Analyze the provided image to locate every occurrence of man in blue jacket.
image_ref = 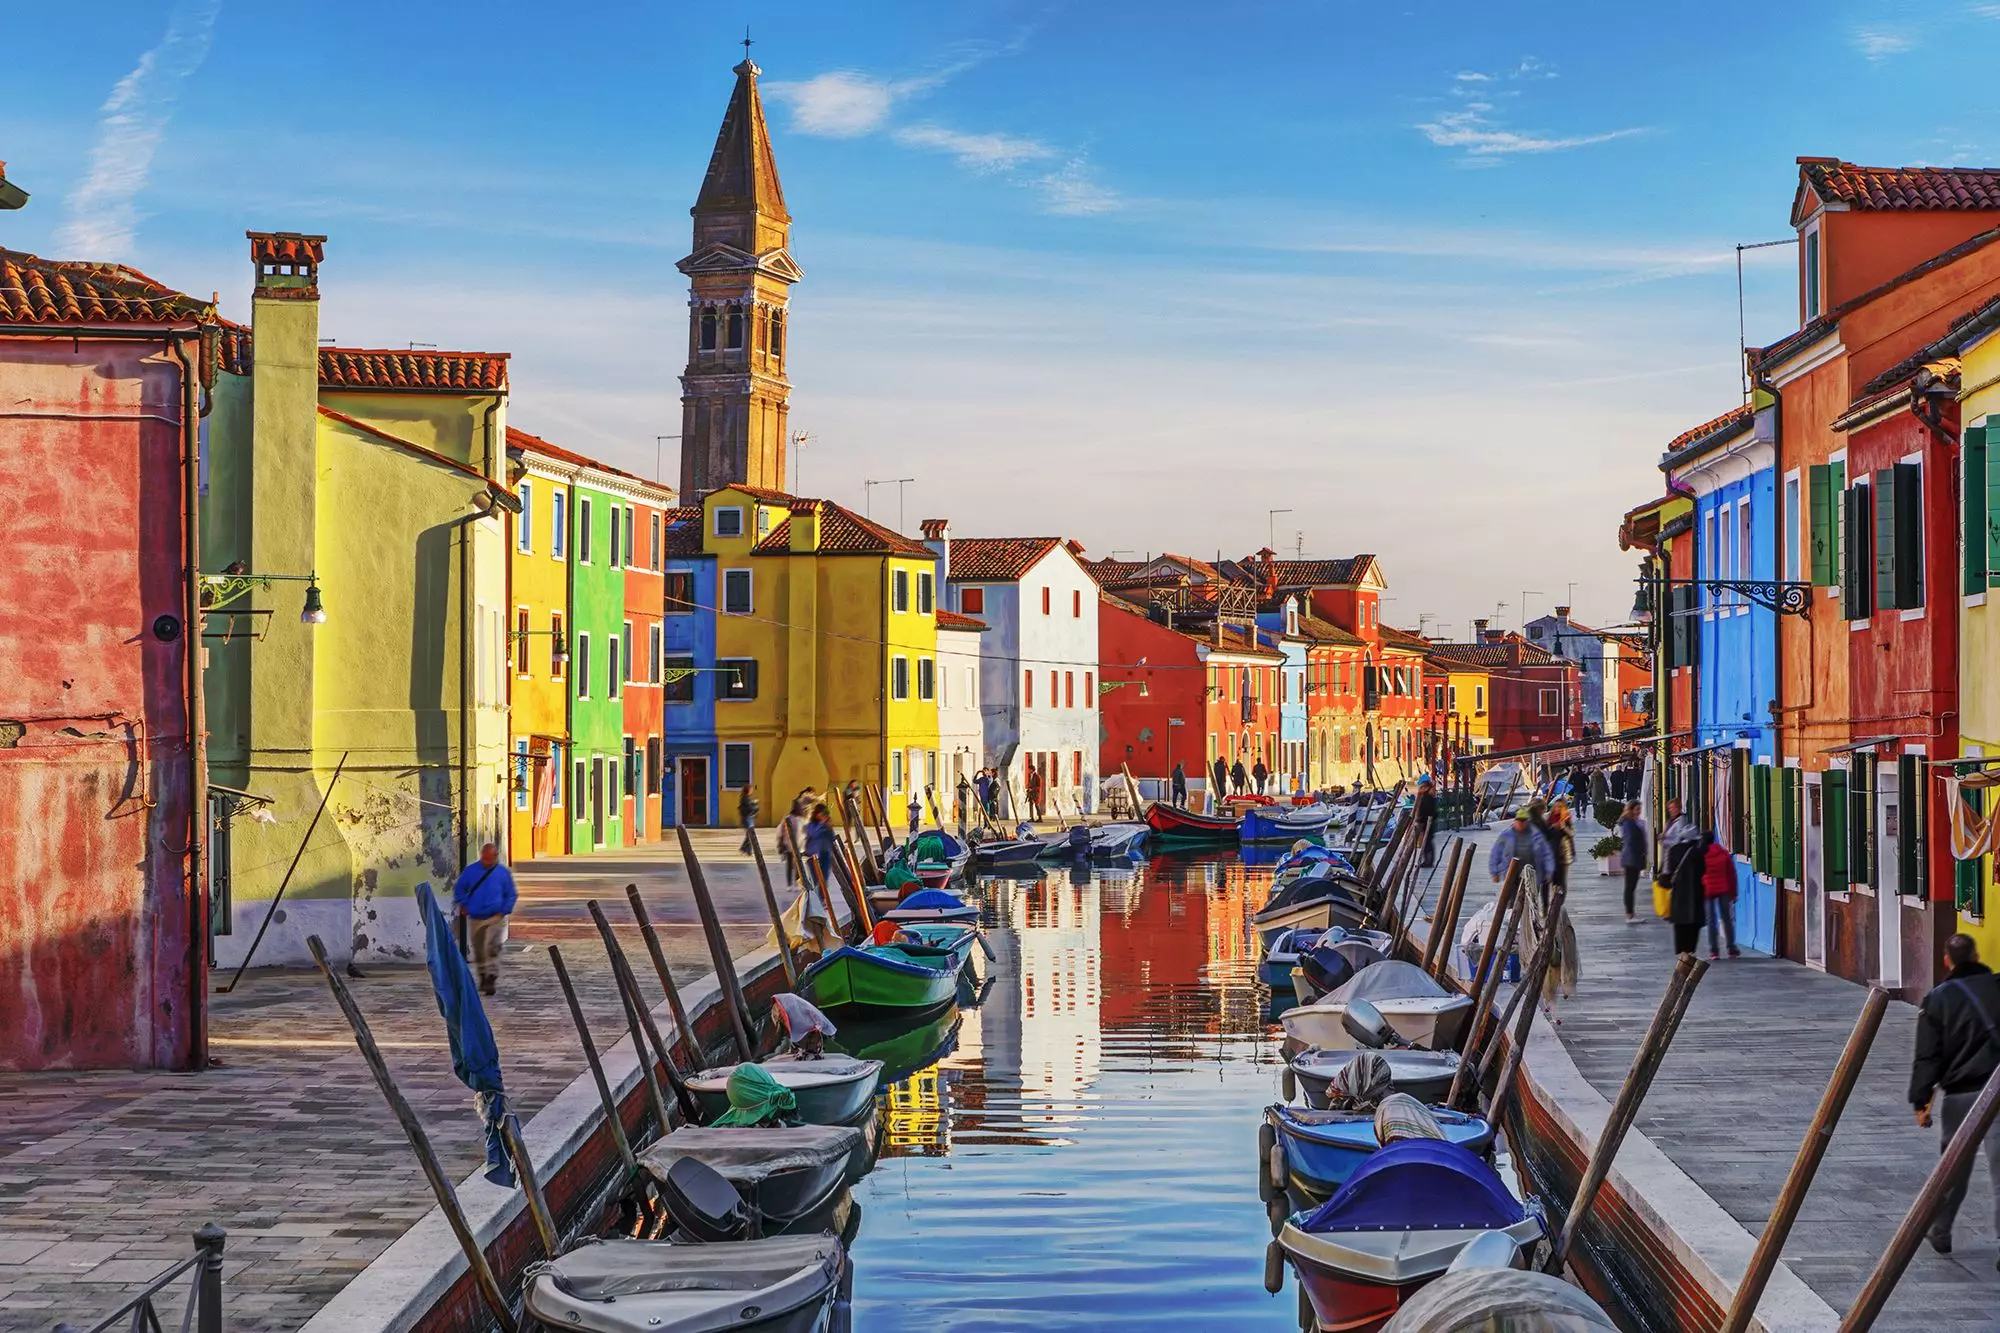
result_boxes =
[453,843,519,996]
[1487,808,1556,886]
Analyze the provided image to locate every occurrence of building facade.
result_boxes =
[936,609,987,817]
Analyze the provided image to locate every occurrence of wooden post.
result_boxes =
[1421,839,1466,975]
[1122,761,1145,818]
[547,944,640,1180]
[800,842,845,941]
[1722,986,1888,1333]
[1484,883,1570,1133]
[1542,950,1704,1274]
[674,826,756,1064]
[1446,861,1525,1108]
[586,899,698,1127]
[834,830,877,934]
[866,782,895,849]
[500,1112,560,1259]
[1838,1059,2000,1331]
[1437,845,1476,980]
[623,885,693,1061]
[304,936,518,1333]
[742,828,800,989]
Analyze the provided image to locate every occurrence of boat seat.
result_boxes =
[543,1234,839,1301]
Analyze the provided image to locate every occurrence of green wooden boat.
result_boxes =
[800,932,972,1017]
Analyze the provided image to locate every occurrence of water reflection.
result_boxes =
[847,852,1299,1331]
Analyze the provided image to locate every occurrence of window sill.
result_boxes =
[1852,884,1875,897]
[1850,621,1870,632]
[1829,890,1850,903]
[1966,594,1988,610]
[1899,608,1925,622]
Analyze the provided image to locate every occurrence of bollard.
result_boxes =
[194,1223,225,1333]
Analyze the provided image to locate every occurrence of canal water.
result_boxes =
[839,852,1302,1331]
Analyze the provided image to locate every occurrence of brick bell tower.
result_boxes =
[678,55,801,501]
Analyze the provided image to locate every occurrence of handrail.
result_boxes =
[54,1224,224,1333]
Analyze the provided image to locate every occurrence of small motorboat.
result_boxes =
[1379,1259,1618,1331]
[970,828,1056,864]
[880,887,980,923]
[1264,1103,1495,1202]
[638,1124,864,1236]
[1282,962,1474,1052]
[685,1053,884,1126]
[1039,821,1150,860]
[1272,843,1355,879]
[1260,926,1330,988]
[524,1233,844,1333]
[1291,941,1359,1006]
[1144,802,1241,845]
[1291,1047,1462,1109]
[1242,802,1337,844]
[800,931,974,1017]
[1277,1139,1544,1333]
[1254,874,1369,951]
[886,830,970,888]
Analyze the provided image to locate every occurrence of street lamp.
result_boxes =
[508,627,570,667]
[201,568,328,626]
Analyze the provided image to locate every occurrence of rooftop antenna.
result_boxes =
[788,430,813,493]
[655,434,682,486]
[1520,590,1543,629]
[1267,508,1293,552]
[1737,237,1796,401]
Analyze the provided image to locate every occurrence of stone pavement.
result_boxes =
[1451,816,2000,1333]
[0,831,795,1333]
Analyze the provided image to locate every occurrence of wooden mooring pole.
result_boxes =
[586,899,699,1127]
[1446,860,1525,1108]
[547,944,640,1181]
[499,1113,559,1260]
[305,935,517,1333]
[1484,883,1569,1135]
[743,828,800,989]
[675,826,757,1064]
[623,884,694,1062]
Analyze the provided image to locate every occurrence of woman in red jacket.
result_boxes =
[1702,832,1741,960]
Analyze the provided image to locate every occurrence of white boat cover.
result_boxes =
[638,1125,862,1186]
[687,1053,877,1093]
[1380,1267,1619,1331]
[536,1234,839,1300]
[1331,960,1449,1003]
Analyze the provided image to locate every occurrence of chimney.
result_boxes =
[920,518,950,581]
[1064,538,1085,557]
[1472,618,1489,639]
[788,499,820,553]
[1555,605,1571,619]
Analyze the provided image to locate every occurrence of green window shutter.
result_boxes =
[1850,756,1876,888]
[1809,464,1834,586]
[1874,469,1897,611]
[1894,462,1923,609]
[1826,770,1848,886]
[1986,416,2000,585]
[1781,767,1802,879]
[1686,585,1701,667]
[1966,423,1988,595]
[1752,762,1774,875]
[1831,460,1847,587]
[1841,487,1865,620]
[1898,754,1919,896]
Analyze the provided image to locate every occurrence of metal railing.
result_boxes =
[54,1225,224,1333]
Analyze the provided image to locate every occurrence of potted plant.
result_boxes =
[1590,833,1623,876]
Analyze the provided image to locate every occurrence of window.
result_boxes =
[1064,671,1074,708]
[625,506,636,567]
[1808,461,1847,587]
[918,571,934,614]
[551,613,565,678]
[515,608,530,675]
[664,655,695,703]
[757,506,772,534]
[649,625,662,684]
[551,742,564,808]
[723,742,752,791]
[1872,463,1924,611]
[1965,421,1991,595]
[890,749,904,793]
[1041,587,1051,616]
[960,587,985,614]
[621,622,633,685]
[714,506,744,538]
[1538,688,1559,717]
[1024,669,1034,708]
[723,568,753,615]
[919,658,935,700]
[624,737,640,808]
[650,512,661,571]
[666,570,695,613]
[646,737,661,796]
[1844,481,1874,620]
[1085,670,1094,699]
[576,634,591,698]
[965,666,976,707]
[1474,685,1486,712]
[609,505,621,569]
[1785,474,1801,584]
[579,497,593,563]
[514,740,530,811]
[718,658,758,700]
[769,311,784,361]
[1739,500,1753,610]
[1703,508,1719,612]
[1804,226,1821,320]
[1072,589,1082,618]
[608,634,621,699]
[517,481,533,553]
[892,656,911,700]
[552,489,567,559]
[726,304,744,349]
[700,308,718,351]
[893,569,910,613]
[1051,670,1058,709]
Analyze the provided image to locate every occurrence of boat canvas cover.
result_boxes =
[1302,944,1356,993]
[1380,1268,1618,1332]
[639,1126,862,1186]
[1255,875,1366,922]
[893,888,970,914]
[1331,960,1449,1003]
[1329,940,1388,974]
[689,1053,881,1092]
[1301,1140,1523,1234]
[542,1234,838,1300]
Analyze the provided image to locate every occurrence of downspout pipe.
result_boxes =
[170,330,207,1071]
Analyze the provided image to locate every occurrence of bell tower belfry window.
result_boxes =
[677,56,802,500]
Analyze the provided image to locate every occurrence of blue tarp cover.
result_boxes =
[1301,1139,1521,1234]
[895,888,969,913]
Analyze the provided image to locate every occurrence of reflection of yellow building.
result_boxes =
[883,1066,948,1156]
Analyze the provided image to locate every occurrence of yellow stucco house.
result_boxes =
[1946,299,2000,961]
[703,485,941,811]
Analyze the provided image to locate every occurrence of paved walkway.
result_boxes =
[0,832,793,1333]
[1450,817,1998,1333]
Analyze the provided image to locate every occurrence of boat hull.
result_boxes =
[1241,804,1336,844]
[1290,1049,1462,1108]
[1281,1214,1544,1333]
[1279,996,1473,1052]
[524,1235,842,1333]
[1144,803,1240,845]
[1267,1106,1495,1201]
[1255,892,1367,952]
[800,942,968,1017]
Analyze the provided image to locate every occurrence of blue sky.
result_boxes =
[7,1,2000,633]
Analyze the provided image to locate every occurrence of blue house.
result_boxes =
[1664,403,1779,953]
[660,509,719,827]
[1258,598,1311,793]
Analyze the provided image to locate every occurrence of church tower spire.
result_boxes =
[678,55,801,500]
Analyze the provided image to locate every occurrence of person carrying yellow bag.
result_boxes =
[1654,798,1701,921]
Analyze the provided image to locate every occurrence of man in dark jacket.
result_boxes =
[1251,759,1270,795]
[1910,934,2000,1259]
[1414,775,1439,868]
[1211,756,1229,809]
[1171,762,1188,807]
[1231,760,1249,795]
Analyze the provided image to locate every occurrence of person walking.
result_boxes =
[1665,826,1708,956]
[1543,798,1576,893]
[1414,774,1439,868]
[451,843,518,997]
[1702,831,1740,959]
[1617,801,1648,923]
[737,783,762,855]
[1487,809,1556,885]
[1231,759,1249,796]
[1211,755,1230,810]
[1171,761,1188,807]
[1252,758,1270,796]
[1027,765,1045,822]
[778,800,808,886]
[1910,934,2000,1261]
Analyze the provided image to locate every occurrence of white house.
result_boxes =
[935,608,986,821]
[921,524,1101,815]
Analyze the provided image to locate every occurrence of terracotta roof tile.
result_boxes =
[752,500,935,557]
[1795,158,2000,225]
[948,537,1060,580]
[1296,614,1365,647]
[504,426,662,488]
[1663,403,1754,459]
[320,347,509,393]
[0,247,210,325]
[1246,557,1373,588]
[936,608,988,631]
[1378,625,1433,653]
[661,506,706,557]
[1426,638,1567,668]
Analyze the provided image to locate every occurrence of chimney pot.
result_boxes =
[1555,605,1571,618]
[920,518,949,540]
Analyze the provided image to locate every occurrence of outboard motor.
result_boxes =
[1341,998,1395,1050]
[1067,825,1091,855]
[1445,1229,1521,1273]
[659,1156,752,1242]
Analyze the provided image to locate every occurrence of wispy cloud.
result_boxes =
[58,0,222,257]
[1417,56,1639,160]
[1851,27,1917,58]
[766,70,943,138]
[892,124,1055,171]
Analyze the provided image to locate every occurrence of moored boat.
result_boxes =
[524,1233,845,1333]
[1283,962,1474,1051]
[1144,802,1241,845]
[1253,874,1369,951]
[686,1053,884,1126]
[799,932,973,1017]
[1242,802,1337,844]
[1260,926,1330,988]
[1265,1103,1495,1202]
[881,887,980,923]
[638,1125,864,1235]
[1290,1048,1462,1109]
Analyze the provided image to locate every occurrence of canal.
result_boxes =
[839,852,1301,1331]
